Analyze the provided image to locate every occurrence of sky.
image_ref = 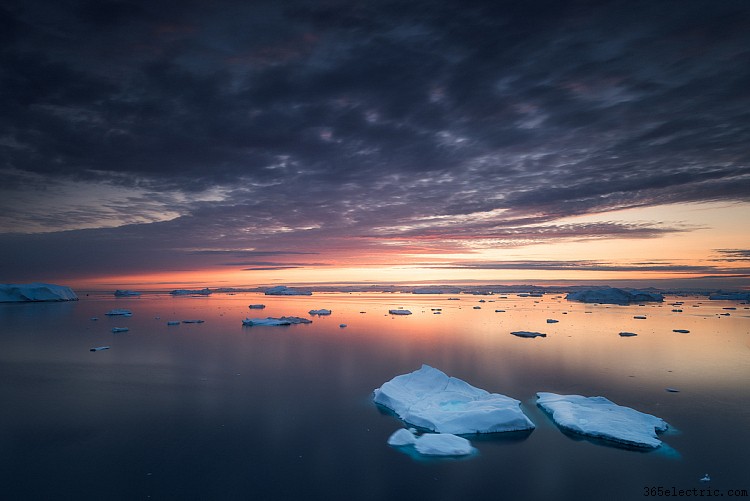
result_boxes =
[1,0,749,290]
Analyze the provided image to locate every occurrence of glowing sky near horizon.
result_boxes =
[1,0,749,288]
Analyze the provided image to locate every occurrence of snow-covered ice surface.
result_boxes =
[373,365,535,434]
[0,283,78,302]
[566,287,664,304]
[536,392,669,449]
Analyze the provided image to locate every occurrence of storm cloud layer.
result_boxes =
[1,0,749,282]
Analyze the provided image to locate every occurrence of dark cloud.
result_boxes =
[1,0,749,282]
[429,260,750,276]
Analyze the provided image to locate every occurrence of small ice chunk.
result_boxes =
[90,346,110,352]
[167,321,180,325]
[170,288,211,296]
[619,332,638,337]
[182,319,204,323]
[495,309,505,313]
[672,329,690,333]
[389,309,412,315]
[536,392,669,449]
[634,316,647,320]
[339,324,347,328]
[248,304,266,309]
[414,433,476,457]
[309,309,332,316]
[105,309,133,316]
[90,317,99,321]
[114,290,140,296]
[373,364,535,434]
[546,319,559,323]
[511,331,546,338]
[665,388,680,393]
[111,327,129,333]
[473,306,481,309]
[700,474,711,482]
[387,428,476,457]
[387,428,417,446]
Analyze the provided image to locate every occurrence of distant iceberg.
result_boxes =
[373,365,535,434]
[536,392,668,449]
[264,286,312,296]
[388,309,412,315]
[708,292,750,301]
[309,309,332,316]
[170,288,212,296]
[242,316,312,326]
[114,290,141,297]
[566,287,663,305]
[248,304,266,309]
[387,428,477,457]
[0,283,78,302]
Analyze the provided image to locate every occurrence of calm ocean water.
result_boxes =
[1,292,748,500]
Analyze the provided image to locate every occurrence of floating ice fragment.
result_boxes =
[473,306,481,309]
[167,321,180,325]
[389,309,412,315]
[373,364,535,434]
[546,319,559,323]
[700,474,711,482]
[619,332,638,337]
[111,327,129,333]
[182,319,205,323]
[248,304,266,309]
[90,346,110,352]
[105,309,132,316]
[309,309,332,316]
[634,316,647,320]
[511,331,547,338]
[665,388,680,393]
[672,329,690,333]
[415,433,476,456]
[536,392,668,449]
[242,316,312,326]
[339,324,347,328]
[114,290,141,296]
[387,428,417,446]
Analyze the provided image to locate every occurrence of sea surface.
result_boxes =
[1,291,749,500]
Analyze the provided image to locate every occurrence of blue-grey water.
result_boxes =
[1,292,748,500]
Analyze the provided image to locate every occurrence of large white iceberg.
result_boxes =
[536,392,669,449]
[264,286,312,296]
[387,428,476,457]
[0,283,78,302]
[373,365,535,434]
[565,287,663,305]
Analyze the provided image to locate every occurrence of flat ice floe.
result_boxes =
[105,309,133,316]
[536,392,669,449]
[388,309,412,315]
[242,316,312,326]
[0,283,78,302]
[387,428,476,457]
[373,365,535,434]
[309,309,332,316]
